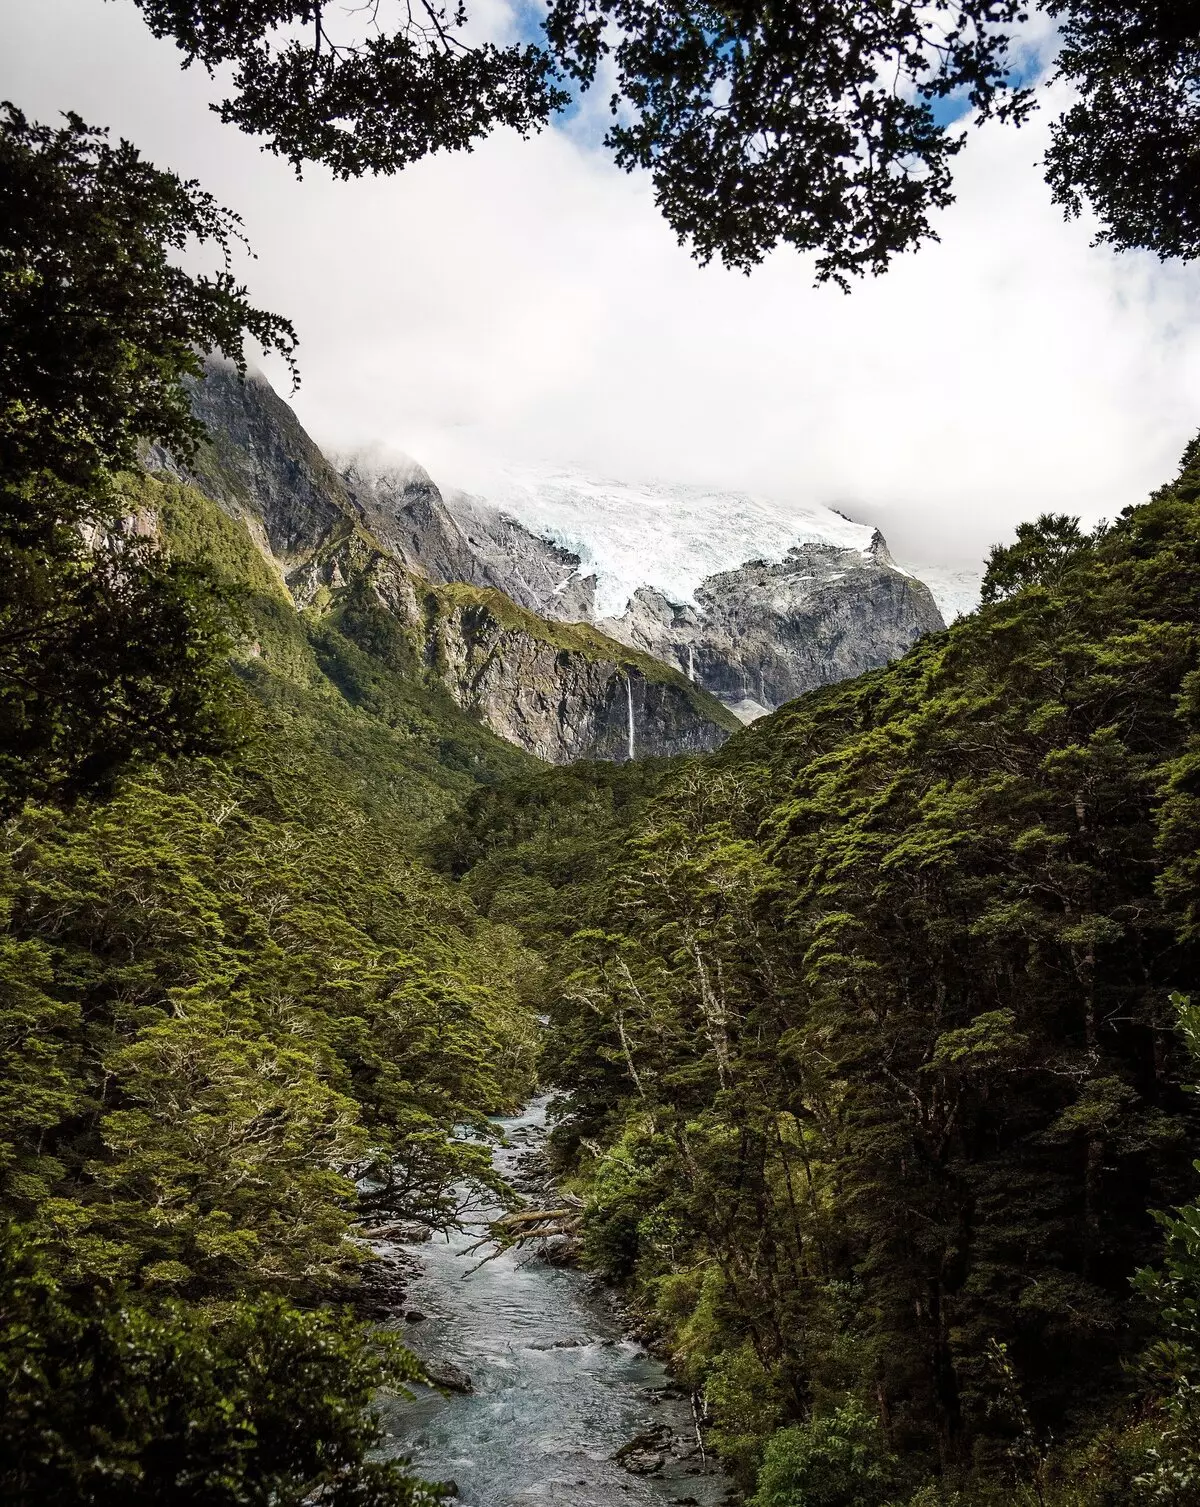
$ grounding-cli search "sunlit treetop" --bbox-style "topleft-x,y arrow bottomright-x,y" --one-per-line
125,1 -> 1200,285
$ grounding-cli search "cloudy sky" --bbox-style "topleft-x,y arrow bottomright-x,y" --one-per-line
7,0 -> 1200,568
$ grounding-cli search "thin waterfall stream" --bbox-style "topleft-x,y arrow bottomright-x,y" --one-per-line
377,1097 -> 729,1507
626,676 -> 636,762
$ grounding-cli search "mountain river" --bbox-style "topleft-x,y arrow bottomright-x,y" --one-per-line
378,1097 -> 730,1507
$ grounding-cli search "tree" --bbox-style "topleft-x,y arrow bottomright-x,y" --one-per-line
1133,995 -> 1200,1506
749,1402 -> 896,1507
124,2 -> 1200,281
0,1224 -> 441,1507
0,105 -> 296,813
455,434 -> 1200,1494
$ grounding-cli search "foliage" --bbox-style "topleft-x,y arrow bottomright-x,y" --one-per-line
445,436 -> 1200,1498
0,699 -> 538,1292
750,1402 -> 896,1507
0,106 -> 293,493
543,0 -> 1032,280
1045,3 -> 1200,263
0,106 -> 295,812
123,3 -> 1200,280
0,460 -> 543,1496
1132,994 -> 1200,1506
0,1224 -> 442,1507
0,96 -> 569,1506
129,0 -> 568,178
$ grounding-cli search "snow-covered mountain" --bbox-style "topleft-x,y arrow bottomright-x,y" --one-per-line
442,464 -> 982,624
445,468 -> 875,617
430,463 -> 951,720
297,432 -> 967,724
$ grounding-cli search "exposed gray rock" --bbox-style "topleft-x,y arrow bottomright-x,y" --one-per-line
601,532 -> 945,717
423,1361 -> 474,1394
616,1423 -> 674,1474
334,456 -> 598,621
443,489 -> 598,622
338,453 -> 481,584
180,358 -> 351,566
427,597 -> 732,762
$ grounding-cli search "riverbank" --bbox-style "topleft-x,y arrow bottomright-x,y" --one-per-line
374,1098 -> 732,1507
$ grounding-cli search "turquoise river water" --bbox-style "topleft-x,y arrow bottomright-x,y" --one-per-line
378,1097 -> 730,1507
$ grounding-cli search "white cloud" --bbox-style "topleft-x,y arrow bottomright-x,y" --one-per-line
6,0 -> 1200,569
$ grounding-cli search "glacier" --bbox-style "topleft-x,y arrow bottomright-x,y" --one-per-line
444,464 -> 981,623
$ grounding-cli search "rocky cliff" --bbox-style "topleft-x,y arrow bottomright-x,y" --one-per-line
154,361 -> 734,763
338,454 -> 948,724
599,532 -> 945,721
335,456 -> 597,621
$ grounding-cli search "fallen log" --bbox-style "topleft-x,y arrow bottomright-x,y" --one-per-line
492,1207 -> 575,1228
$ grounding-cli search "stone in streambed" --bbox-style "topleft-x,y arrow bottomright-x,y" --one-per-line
423,1360 -> 474,1394
615,1423 -> 673,1475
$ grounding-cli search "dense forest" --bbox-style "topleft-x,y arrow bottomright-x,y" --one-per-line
447,463 -> 1200,1504
0,108 -> 544,1504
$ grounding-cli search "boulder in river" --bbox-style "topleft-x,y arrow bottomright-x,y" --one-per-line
615,1422 -> 673,1474
423,1360 -> 474,1394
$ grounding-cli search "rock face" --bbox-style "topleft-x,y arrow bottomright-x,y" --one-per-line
427,591 -> 726,763
177,359 -> 351,565
442,490 -> 598,622
165,359 -> 943,748
600,533 -> 945,721
332,456 -> 598,622
160,361 -> 735,763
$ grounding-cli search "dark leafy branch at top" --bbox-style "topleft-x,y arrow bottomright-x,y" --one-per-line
130,0 -> 571,179
123,2 -> 1200,283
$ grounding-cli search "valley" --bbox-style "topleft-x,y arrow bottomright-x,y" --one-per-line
6,352 -> 1200,1507
7,18 -> 1200,1506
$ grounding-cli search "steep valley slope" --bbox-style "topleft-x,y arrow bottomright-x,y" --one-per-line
149,360 -> 737,763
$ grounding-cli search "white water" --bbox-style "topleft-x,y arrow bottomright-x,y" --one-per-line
378,1099 -> 726,1506
625,677 -> 636,762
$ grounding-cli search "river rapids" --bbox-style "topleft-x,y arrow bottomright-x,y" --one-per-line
377,1097 -> 730,1507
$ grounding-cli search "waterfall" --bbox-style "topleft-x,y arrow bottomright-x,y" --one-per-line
687,645 -> 695,682
625,675 -> 636,762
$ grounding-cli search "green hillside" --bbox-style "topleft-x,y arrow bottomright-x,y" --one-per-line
1,466 -> 543,1501
141,469 -> 538,836
447,442 -> 1200,1505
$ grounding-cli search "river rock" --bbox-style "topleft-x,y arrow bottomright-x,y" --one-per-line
616,1423 -> 673,1474
423,1360 -> 474,1394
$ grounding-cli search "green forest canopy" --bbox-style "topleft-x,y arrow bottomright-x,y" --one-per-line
0,104 -> 536,1505
7,51 -> 1200,1507
447,456 -> 1200,1503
